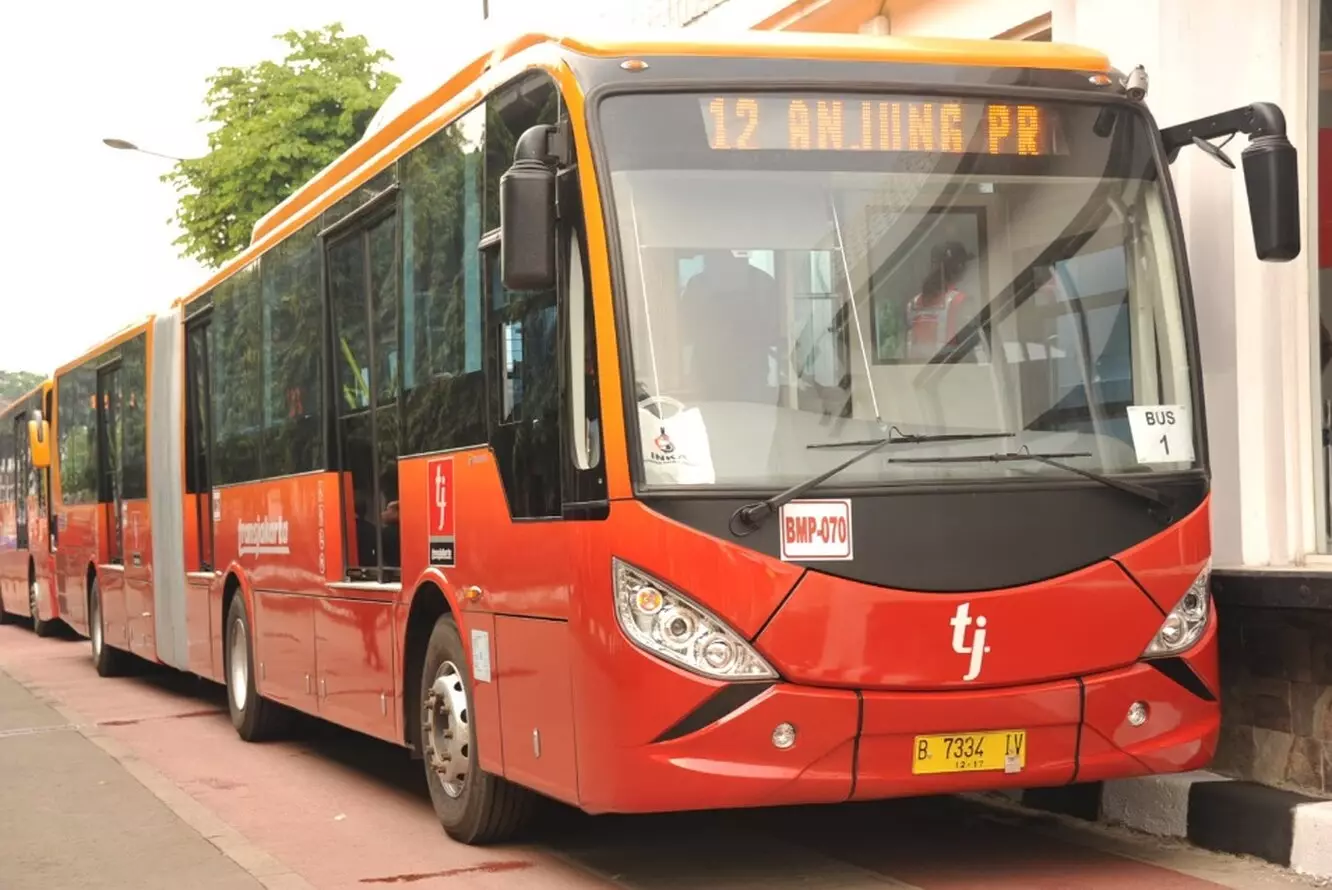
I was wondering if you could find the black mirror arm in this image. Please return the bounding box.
[1160,102,1288,163]
[513,121,572,166]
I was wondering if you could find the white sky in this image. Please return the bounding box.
[0,0,639,375]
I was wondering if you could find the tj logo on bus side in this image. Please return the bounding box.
[950,603,990,682]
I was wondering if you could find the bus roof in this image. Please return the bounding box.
[177,28,1113,314]
[53,315,153,379]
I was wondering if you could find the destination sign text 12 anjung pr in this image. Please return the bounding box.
[699,95,1063,156]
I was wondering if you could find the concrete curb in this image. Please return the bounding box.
[14,672,314,890]
[1010,774,1332,881]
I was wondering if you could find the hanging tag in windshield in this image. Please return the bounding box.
[1126,405,1194,464]
[779,499,853,561]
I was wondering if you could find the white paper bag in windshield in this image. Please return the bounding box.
[638,397,716,485]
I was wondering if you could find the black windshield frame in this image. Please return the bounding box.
[576,59,1209,501]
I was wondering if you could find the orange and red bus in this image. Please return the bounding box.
[0,380,58,636]
[27,30,1301,843]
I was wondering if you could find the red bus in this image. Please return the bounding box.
[0,380,58,636]
[44,319,161,668]
[36,31,1300,844]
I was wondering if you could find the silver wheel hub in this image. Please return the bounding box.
[423,661,470,799]
[229,618,248,711]
[91,593,102,656]
[28,580,37,621]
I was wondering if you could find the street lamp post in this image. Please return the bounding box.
[102,138,187,162]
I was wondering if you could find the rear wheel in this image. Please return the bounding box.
[29,575,52,638]
[420,614,535,844]
[90,578,129,676]
[225,594,292,741]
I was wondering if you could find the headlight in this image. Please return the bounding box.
[612,558,777,681]
[1142,561,1211,658]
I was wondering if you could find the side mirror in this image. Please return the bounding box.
[499,125,558,292]
[1162,102,1301,263]
[28,412,50,469]
[1241,134,1301,261]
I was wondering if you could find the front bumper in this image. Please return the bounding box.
[576,623,1218,814]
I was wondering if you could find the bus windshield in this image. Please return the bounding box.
[598,91,1198,491]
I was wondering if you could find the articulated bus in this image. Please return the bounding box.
[0,380,57,636]
[25,31,1301,843]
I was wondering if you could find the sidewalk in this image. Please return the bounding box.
[0,666,262,889]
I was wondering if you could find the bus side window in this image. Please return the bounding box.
[482,72,563,520]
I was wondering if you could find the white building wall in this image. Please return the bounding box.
[692,0,1321,572]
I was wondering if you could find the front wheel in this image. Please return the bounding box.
[30,576,53,638]
[225,594,292,742]
[420,614,535,845]
[90,578,130,676]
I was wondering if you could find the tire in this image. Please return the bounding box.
[0,587,11,625]
[30,574,53,638]
[224,594,292,742]
[420,614,535,845]
[90,577,130,677]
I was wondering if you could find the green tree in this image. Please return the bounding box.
[0,370,45,411]
[164,23,400,268]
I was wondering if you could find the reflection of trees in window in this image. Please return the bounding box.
[121,334,148,500]
[211,265,264,484]
[401,109,487,455]
[262,226,323,476]
[57,365,98,505]
[482,71,563,519]
[484,76,559,231]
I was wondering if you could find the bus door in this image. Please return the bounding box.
[326,203,401,584]
[96,364,124,566]
[185,314,215,572]
[12,412,28,552]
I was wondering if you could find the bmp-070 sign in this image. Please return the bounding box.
[779,498,853,562]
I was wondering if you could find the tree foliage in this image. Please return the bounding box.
[0,370,45,412]
[164,23,400,268]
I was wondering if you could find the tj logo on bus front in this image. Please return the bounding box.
[949,602,990,681]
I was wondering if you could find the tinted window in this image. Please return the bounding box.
[212,265,263,484]
[401,107,487,455]
[121,334,148,500]
[57,364,97,505]
[262,226,324,476]
[484,75,559,231]
[483,72,562,519]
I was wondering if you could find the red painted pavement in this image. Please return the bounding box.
[0,625,1262,889]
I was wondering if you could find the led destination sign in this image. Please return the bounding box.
[700,95,1064,157]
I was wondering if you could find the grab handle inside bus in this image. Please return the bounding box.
[28,410,50,469]
[500,124,559,291]
[1160,102,1301,262]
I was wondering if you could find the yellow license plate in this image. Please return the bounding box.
[911,730,1027,775]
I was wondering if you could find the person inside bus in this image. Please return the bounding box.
[905,240,975,363]
[680,248,783,404]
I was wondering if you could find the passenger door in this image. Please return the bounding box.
[320,198,399,738]
[12,413,28,552]
[184,314,218,676]
[95,363,128,647]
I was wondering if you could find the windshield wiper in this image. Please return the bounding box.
[728,428,1015,536]
[894,448,1173,513]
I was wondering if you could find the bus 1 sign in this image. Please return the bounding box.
[779,499,853,561]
